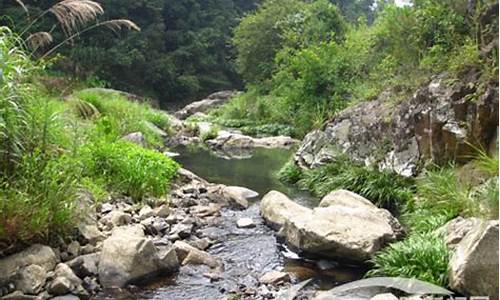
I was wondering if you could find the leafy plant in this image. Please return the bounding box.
[83,141,179,201]
[366,232,450,287]
[277,159,303,184]
[200,125,220,142]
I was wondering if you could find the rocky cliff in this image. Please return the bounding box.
[295,75,499,176]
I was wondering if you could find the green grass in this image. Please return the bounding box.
[82,141,179,201]
[366,232,450,287]
[74,90,170,147]
[277,159,303,184]
[283,158,415,208]
[200,125,220,142]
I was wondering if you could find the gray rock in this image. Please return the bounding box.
[206,132,298,151]
[98,225,179,288]
[48,277,72,296]
[449,220,499,300]
[13,265,46,295]
[66,241,80,259]
[208,185,259,209]
[0,245,58,284]
[173,241,220,268]
[0,291,36,300]
[260,191,311,230]
[437,217,483,249]
[295,77,498,176]
[259,271,290,285]
[175,90,239,120]
[121,132,146,147]
[138,205,154,220]
[370,293,399,300]
[154,205,171,218]
[53,263,83,292]
[170,223,193,239]
[236,218,256,229]
[100,211,132,230]
[67,253,99,278]
[77,224,105,246]
[51,295,80,300]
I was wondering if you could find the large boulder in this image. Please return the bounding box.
[175,90,239,120]
[98,225,179,288]
[449,220,499,300]
[436,217,483,249]
[260,191,311,230]
[0,244,58,284]
[295,76,499,176]
[206,132,299,151]
[264,190,403,262]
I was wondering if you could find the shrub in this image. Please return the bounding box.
[277,159,303,184]
[75,90,170,147]
[0,153,80,243]
[83,141,179,201]
[200,125,220,142]
[366,232,450,287]
[296,159,415,208]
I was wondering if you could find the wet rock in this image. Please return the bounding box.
[121,132,146,147]
[170,223,193,239]
[236,218,256,229]
[98,225,179,288]
[50,263,83,296]
[206,132,298,151]
[208,185,258,209]
[0,245,59,284]
[51,295,80,300]
[0,291,36,300]
[78,224,105,246]
[141,217,170,235]
[175,90,239,120]
[66,253,99,278]
[173,241,221,268]
[260,191,311,230]
[259,271,290,285]
[12,265,46,295]
[449,220,499,299]
[190,204,221,218]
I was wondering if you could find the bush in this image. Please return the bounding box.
[75,90,170,147]
[0,153,80,243]
[295,159,415,208]
[200,125,220,142]
[366,232,450,287]
[277,159,303,184]
[83,141,179,201]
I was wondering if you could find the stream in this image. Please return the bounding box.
[135,146,366,299]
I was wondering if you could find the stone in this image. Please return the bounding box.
[0,291,36,300]
[206,132,298,151]
[51,296,80,300]
[370,294,399,300]
[173,241,220,268]
[259,271,290,285]
[208,185,259,209]
[66,241,80,259]
[48,277,72,296]
[53,263,82,290]
[77,224,105,245]
[0,245,58,284]
[175,90,238,120]
[437,217,483,249]
[295,76,498,176]
[260,191,311,230]
[13,265,46,295]
[170,223,193,239]
[449,220,499,300]
[121,132,146,147]
[154,205,171,218]
[98,225,179,288]
[236,218,256,228]
[100,211,132,230]
[66,253,99,278]
[99,203,114,214]
[138,205,154,220]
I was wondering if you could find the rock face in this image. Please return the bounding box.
[175,90,239,120]
[98,225,179,288]
[261,190,402,262]
[449,220,499,300]
[0,244,59,284]
[295,76,499,176]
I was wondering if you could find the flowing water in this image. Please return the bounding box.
[134,146,366,300]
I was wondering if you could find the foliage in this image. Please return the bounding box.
[366,232,450,287]
[277,159,302,184]
[282,158,416,208]
[74,90,170,147]
[82,141,179,201]
[200,125,220,142]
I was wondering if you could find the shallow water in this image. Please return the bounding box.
[134,146,366,300]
